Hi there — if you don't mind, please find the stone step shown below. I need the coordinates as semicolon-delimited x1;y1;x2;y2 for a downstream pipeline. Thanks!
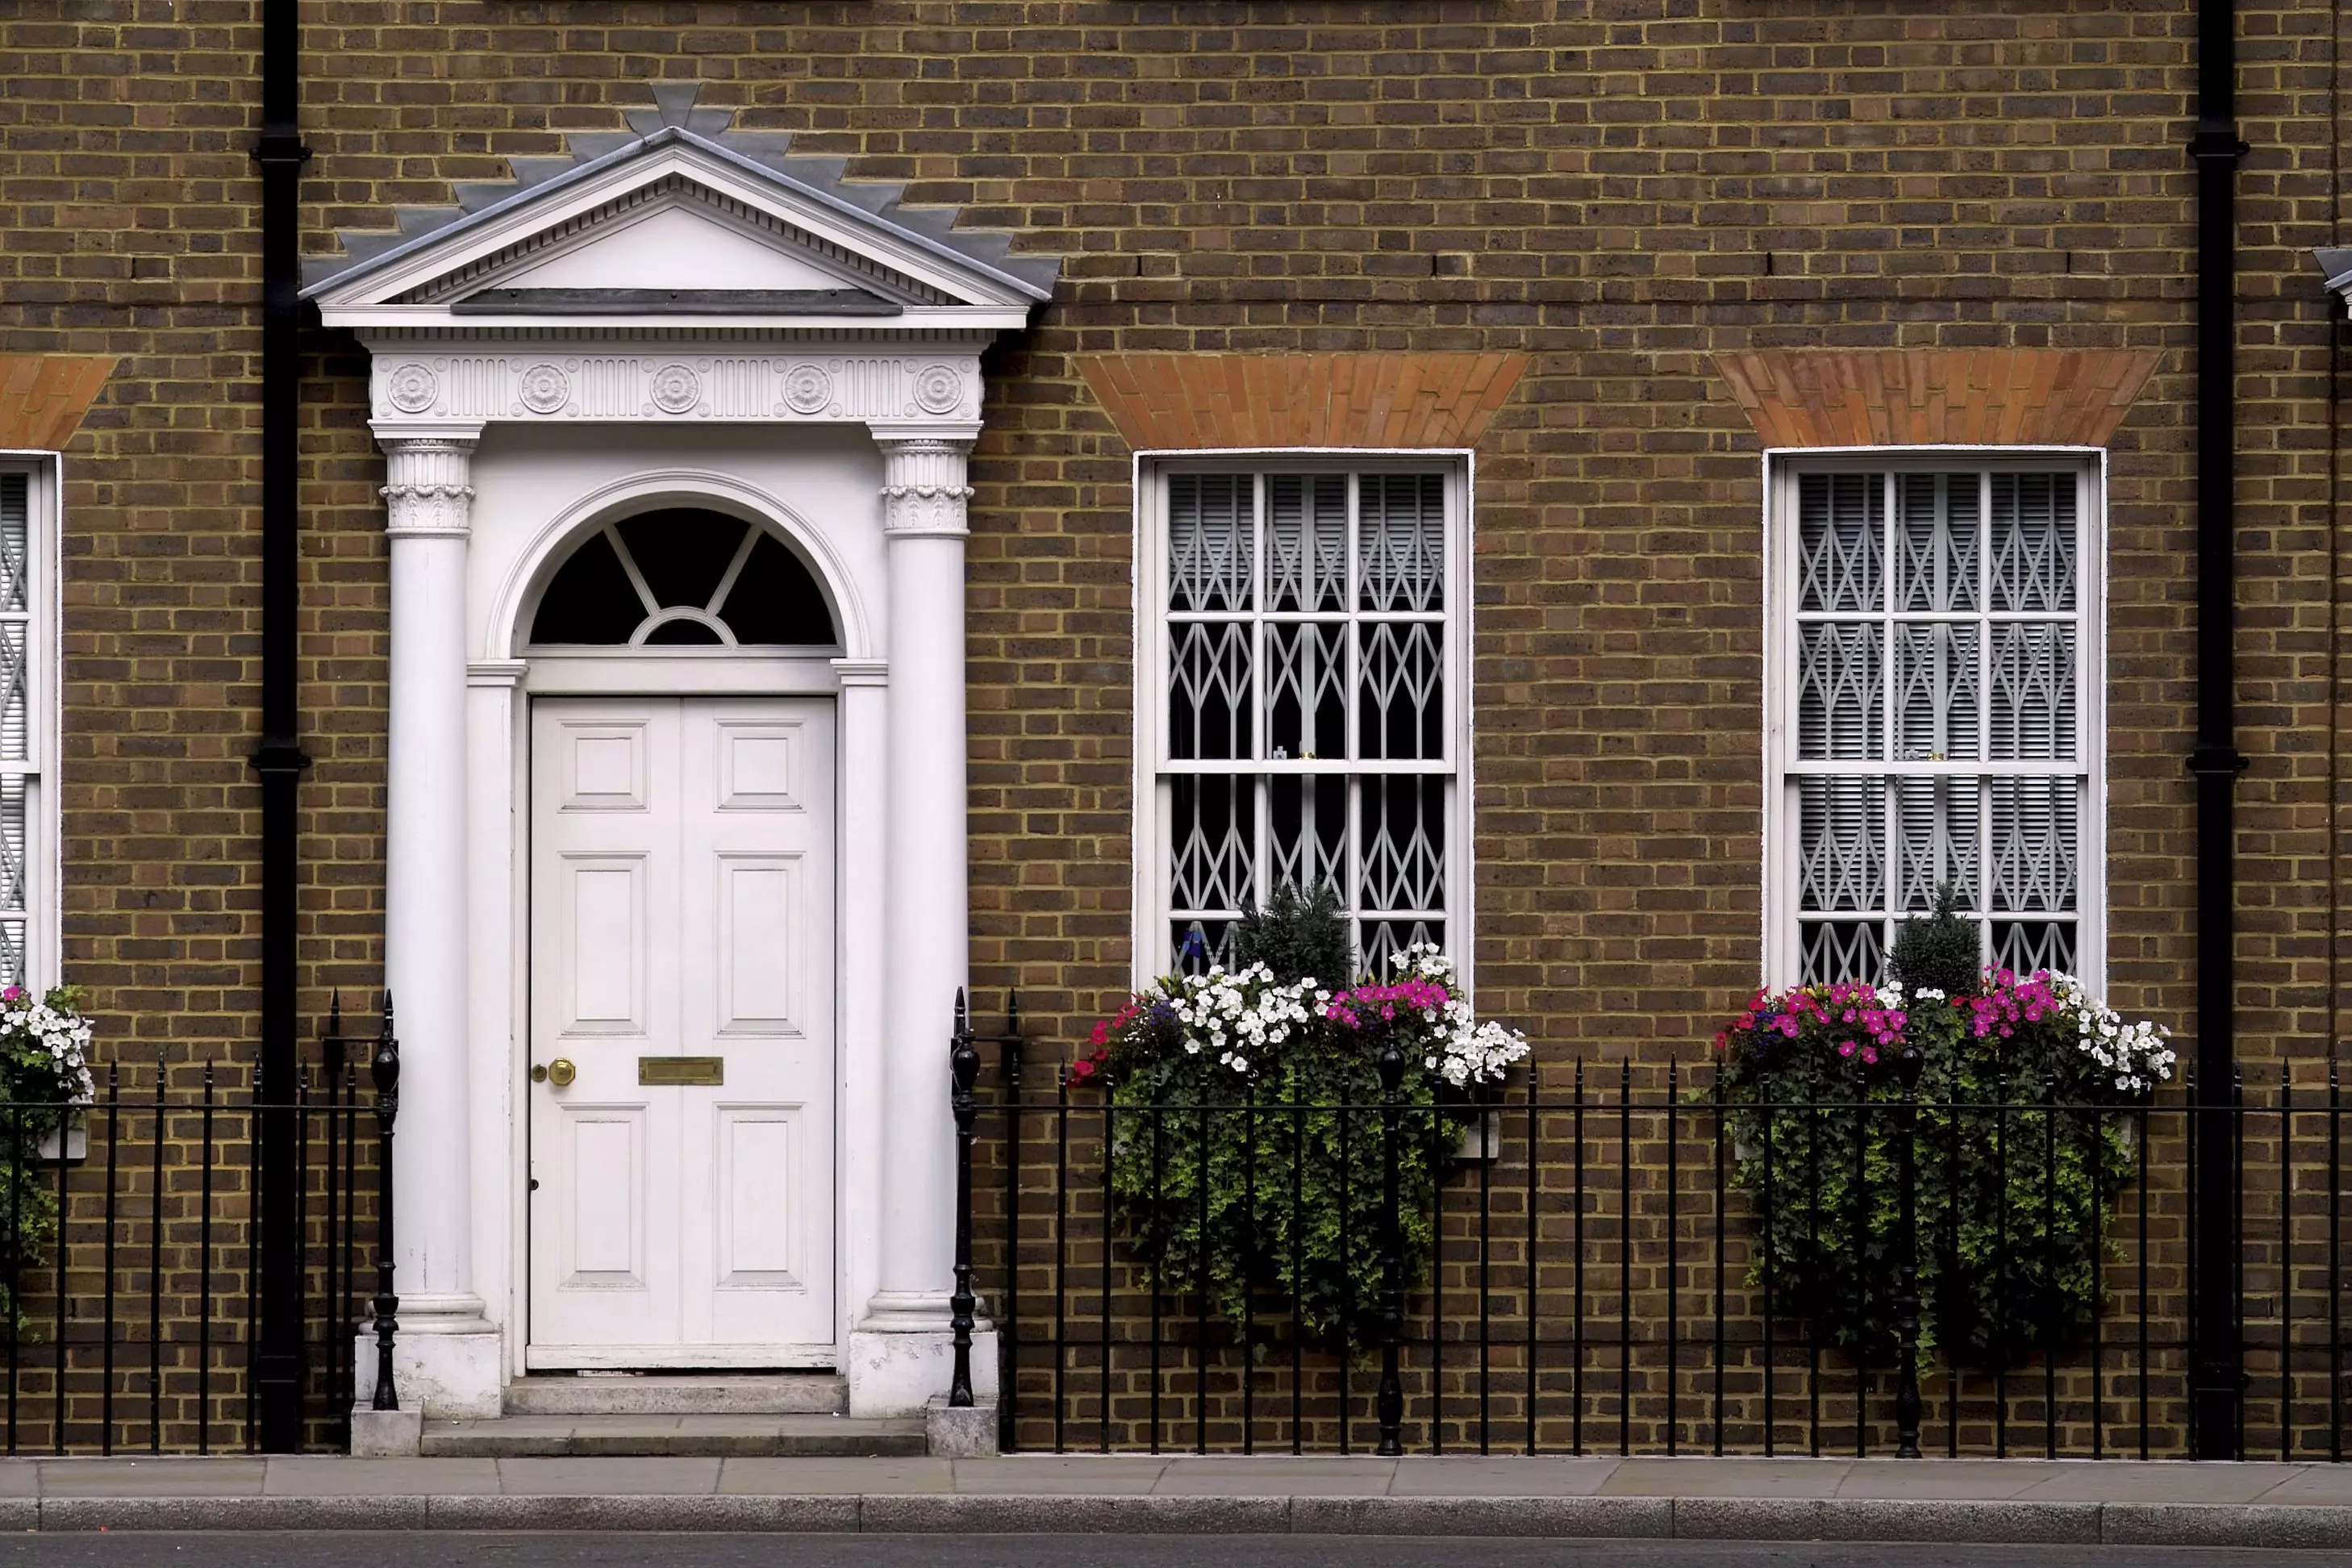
419;1412;924;1459
503;1373;847;1416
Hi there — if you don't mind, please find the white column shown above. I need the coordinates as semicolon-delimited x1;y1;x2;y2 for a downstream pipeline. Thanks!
361;419;500;1419
848;423;997;1416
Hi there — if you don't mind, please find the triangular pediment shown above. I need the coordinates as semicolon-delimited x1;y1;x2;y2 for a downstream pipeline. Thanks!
303;85;1056;332
494;202;854;295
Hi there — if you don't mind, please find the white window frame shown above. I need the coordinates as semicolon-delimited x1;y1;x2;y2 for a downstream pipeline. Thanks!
1131;448;1476;988
0;455;60;994
1762;446;2108;993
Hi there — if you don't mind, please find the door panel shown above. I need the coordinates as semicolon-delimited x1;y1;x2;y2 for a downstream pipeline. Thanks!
529;696;836;1366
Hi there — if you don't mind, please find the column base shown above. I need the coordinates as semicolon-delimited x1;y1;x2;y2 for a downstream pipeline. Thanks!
847;1324;998;1418
352;1293;503;1420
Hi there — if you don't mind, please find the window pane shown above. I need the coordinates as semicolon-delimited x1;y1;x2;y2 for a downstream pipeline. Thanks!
719;532;837;645
1990;623;2075;759
1357;474;1445;613
1360;775;1445;915
1156;466;1460;979
1801;920;1884;986
1895;472;1980;614
1168;621;1253;761
1266;622;1345;761
1799;776;1885;912
1988;777;2079;913
1991;920;2075;977
1168;774;1255;918
1362;919;1441;978
1991;473;2076;613
1171;920;1238;977
1798;472;1881;613
1896;776;1979;911
0;621;22;761
1356;620;1443;761
1170;474;1254;615
1268;774;1346;897
1893;622;1979;761
1266;474;1346;614
0;474;25;615
530;532;647;644
613;510;746;613
1797;623;1883;760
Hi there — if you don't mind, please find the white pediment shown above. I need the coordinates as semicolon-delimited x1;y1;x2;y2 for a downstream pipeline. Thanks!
498;202;848;294
302;93;1056;335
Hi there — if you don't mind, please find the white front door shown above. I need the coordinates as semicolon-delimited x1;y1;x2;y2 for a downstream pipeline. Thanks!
527;696;836;1366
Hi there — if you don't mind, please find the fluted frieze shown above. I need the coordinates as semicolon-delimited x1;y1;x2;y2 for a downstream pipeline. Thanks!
369;348;983;427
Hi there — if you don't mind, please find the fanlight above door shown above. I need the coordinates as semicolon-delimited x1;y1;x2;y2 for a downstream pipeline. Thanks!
531;508;838;648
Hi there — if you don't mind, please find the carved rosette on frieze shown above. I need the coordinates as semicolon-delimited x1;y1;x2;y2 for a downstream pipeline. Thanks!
876;436;976;537
364;348;983;427
377;436;479;538
385;362;439;415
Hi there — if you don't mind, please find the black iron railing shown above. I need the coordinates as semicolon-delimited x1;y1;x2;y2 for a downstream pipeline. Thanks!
0;1001;394;1454
953;1013;2350;1462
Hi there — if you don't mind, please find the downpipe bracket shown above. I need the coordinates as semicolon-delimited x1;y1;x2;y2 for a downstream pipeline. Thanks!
2185;743;2250;778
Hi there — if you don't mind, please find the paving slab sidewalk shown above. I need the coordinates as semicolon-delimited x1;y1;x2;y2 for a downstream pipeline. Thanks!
2;1453;2350;1547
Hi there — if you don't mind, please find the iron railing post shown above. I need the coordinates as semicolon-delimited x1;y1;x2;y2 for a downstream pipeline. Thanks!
1376;1039;1405;1457
369;995;402;1412
949;990;980;1408
999;994;1023;1451
1894;1045;1924;1458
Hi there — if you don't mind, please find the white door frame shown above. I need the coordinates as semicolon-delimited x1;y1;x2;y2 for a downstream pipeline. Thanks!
485;644;882;1381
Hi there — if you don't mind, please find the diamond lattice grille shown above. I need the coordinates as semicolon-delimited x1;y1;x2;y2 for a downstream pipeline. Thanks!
0;475;32;994
1786;467;2091;985
1157;469;1456;973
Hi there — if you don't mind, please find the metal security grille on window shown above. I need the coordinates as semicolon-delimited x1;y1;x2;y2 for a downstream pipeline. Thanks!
0;474;27;989
1791;470;2084;983
1162;472;1450;974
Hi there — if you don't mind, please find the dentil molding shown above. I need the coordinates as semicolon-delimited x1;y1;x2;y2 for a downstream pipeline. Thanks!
369;348;982;427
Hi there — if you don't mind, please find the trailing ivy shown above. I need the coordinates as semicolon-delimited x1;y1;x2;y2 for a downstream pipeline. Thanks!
0;986;95;1333
1714;968;2172;1368
1087;942;1525;1353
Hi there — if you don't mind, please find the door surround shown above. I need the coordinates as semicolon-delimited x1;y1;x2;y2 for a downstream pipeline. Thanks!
475;475;888;1394
319;82;1049;1417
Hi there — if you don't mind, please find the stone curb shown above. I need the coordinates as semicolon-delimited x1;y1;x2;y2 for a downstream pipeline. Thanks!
18;1491;2352;1546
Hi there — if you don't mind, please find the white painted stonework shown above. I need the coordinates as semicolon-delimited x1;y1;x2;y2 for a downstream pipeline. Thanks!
305;92;1053;1420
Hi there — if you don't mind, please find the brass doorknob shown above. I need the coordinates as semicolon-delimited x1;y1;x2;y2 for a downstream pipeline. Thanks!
534;1059;577;1087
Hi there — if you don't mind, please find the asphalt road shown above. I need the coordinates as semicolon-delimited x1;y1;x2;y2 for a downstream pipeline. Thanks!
0;1537;2346;1568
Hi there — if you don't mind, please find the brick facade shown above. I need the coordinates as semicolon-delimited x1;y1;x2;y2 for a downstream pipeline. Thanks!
2;0;2349;1451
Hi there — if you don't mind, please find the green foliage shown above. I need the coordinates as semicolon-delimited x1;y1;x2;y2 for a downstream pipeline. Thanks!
1715;975;2164;1368
1228;882;1352;987
0;985;94;1337
1091;949;1525;1354
1888;884;1980;1000
1105;1043;1457;1353
1721;1003;2134;1366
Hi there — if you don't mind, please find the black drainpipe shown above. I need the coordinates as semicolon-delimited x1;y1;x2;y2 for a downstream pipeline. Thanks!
250;0;311;1453
2187;0;2250;1461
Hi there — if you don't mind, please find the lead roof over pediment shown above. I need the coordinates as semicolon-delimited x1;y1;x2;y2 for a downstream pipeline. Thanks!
302;82;1058;334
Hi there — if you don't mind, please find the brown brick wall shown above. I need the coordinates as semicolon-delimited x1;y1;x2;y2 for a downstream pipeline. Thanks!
2;0;2340;1082
1;0;2347;1445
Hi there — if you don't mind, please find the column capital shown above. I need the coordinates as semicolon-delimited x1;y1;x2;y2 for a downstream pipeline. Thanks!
373;421;483;540
831;657;890;688
870;422;981;540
